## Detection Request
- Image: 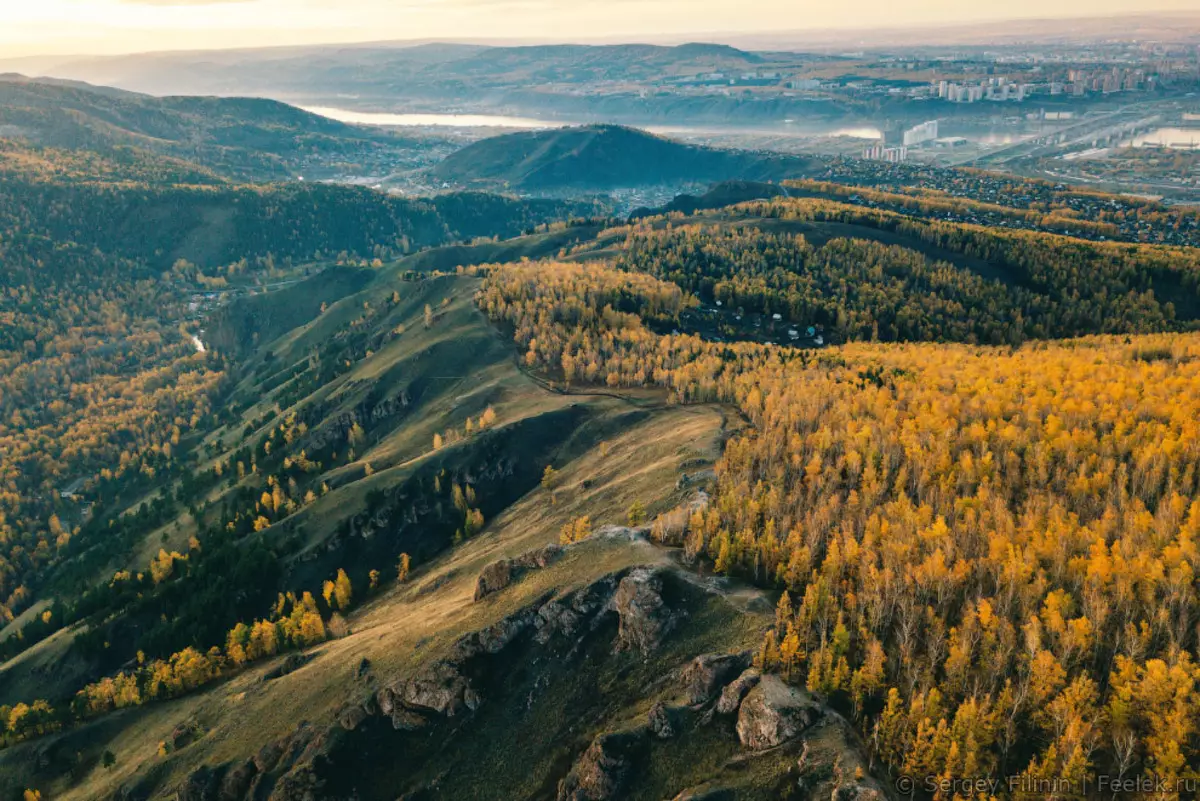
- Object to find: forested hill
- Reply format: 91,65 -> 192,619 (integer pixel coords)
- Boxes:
431,124 -> 816,189
0,74 -> 433,181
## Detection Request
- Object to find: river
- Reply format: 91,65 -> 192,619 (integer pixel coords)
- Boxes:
302,107 -> 562,129
301,106 -> 883,139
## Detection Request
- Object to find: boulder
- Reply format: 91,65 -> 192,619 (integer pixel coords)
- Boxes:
389,708 -> 429,731
375,685 -> 398,717
398,660 -> 477,716
648,701 -> 675,740
557,730 -> 646,801
612,569 -> 676,654
336,704 -> 369,731
681,651 -> 752,704
715,668 -> 761,715
735,675 -> 822,750
474,545 -> 563,602
474,559 -> 514,601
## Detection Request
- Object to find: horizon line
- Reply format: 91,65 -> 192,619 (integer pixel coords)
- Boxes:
3,9 -> 1200,63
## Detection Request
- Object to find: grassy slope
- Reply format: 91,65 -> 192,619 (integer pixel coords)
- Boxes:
0,243 -> 776,799
1,360 -> 754,799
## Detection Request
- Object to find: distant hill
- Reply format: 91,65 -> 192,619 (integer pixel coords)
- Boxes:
432,124 -> 814,190
21,42 -> 765,98
0,74 -> 438,181
9,42 -> 789,125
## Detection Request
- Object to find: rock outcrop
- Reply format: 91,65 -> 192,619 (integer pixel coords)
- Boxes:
262,652 -> 313,682
648,701 -> 675,739
454,602 -> 542,660
219,761 -> 259,801
336,702 -> 371,731
176,766 -> 220,801
735,675 -> 822,750
680,651 -> 752,705
557,730 -> 646,801
795,714 -> 889,801
173,567 -> 688,801
473,559 -> 514,601
473,544 -> 563,601
612,569 -> 677,654
715,668 -> 760,715
378,660 -> 479,719
267,764 -> 324,801
167,720 -> 204,752
833,783 -> 888,801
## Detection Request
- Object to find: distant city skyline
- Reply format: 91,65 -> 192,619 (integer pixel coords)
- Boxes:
2,0 -> 1199,59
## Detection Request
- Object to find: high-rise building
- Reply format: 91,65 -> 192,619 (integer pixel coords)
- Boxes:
903,120 -> 939,146
863,144 -> 908,162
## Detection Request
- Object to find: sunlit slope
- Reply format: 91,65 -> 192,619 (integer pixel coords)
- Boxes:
0,261 -> 778,799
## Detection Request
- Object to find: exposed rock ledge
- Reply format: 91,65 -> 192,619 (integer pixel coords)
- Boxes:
173,566 -> 681,801
611,568 -> 681,654
556,729 -> 648,801
473,543 -> 563,601
377,660 -> 480,720
715,667 -> 760,715
680,650 -> 752,705
735,674 -> 823,750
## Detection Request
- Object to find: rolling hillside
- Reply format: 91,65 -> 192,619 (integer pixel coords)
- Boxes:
431,124 -> 815,190
0,74 -> 444,181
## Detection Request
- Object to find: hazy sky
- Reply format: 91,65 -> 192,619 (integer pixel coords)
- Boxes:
1,0 -> 1198,58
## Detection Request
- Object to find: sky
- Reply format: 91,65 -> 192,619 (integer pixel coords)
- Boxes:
1,0 -> 1199,58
